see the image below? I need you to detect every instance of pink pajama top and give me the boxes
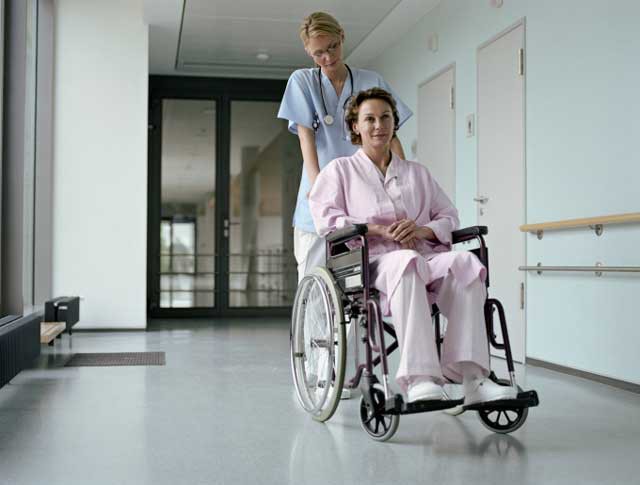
[308,149,486,314]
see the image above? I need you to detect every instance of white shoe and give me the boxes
[464,378,517,405]
[407,380,445,403]
[340,388,352,400]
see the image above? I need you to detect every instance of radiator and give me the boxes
[0,312,42,389]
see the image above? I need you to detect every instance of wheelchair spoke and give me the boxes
[302,285,333,400]
[374,416,382,434]
[381,416,391,432]
[310,338,330,348]
[498,411,507,426]
[363,414,375,426]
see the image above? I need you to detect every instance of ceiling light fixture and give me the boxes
[256,52,270,62]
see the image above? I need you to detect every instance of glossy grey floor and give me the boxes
[1,319,638,485]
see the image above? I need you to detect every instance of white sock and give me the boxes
[461,362,487,392]
[409,376,438,388]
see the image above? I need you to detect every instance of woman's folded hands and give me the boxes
[367,219,436,249]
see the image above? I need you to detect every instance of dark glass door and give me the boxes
[148,77,300,318]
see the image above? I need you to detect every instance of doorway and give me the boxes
[477,21,526,362]
[148,77,301,318]
[417,64,456,201]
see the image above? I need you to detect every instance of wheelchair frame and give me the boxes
[292,224,539,441]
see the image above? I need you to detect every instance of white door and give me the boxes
[417,65,455,201]
[477,23,526,363]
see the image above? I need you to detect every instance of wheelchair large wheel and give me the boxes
[290,267,346,422]
[477,382,528,434]
[359,385,400,442]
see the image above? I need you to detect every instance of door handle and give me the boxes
[473,196,489,204]
[223,218,240,238]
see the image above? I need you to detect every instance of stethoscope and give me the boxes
[316,64,354,127]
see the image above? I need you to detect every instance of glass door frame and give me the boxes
[148,75,291,318]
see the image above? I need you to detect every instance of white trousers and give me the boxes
[389,262,490,392]
[293,228,326,283]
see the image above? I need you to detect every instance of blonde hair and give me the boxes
[299,12,344,45]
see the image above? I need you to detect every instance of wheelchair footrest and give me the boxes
[463,390,539,411]
[384,394,464,415]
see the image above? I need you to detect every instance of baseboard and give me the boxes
[527,358,640,394]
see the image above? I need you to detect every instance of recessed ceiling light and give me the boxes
[256,52,270,62]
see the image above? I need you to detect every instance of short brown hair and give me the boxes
[299,12,344,46]
[344,87,400,145]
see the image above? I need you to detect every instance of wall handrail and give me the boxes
[519,264,640,276]
[520,212,640,238]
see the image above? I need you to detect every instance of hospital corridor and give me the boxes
[1,1,638,484]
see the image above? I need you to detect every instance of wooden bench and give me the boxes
[40,321,66,345]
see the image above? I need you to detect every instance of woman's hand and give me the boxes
[389,219,417,243]
[389,219,436,244]
[367,220,436,246]
[366,223,396,241]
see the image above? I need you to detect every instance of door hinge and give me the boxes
[518,48,524,76]
[520,282,525,310]
[450,86,455,110]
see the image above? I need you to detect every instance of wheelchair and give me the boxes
[290,224,539,441]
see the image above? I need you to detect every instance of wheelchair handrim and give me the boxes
[290,274,336,415]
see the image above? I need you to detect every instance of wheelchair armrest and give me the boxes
[452,226,488,244]
[326,223,368,245]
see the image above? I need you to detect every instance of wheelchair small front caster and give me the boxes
[477,384,528,434]
[478,404,528,434]
[359,385,399,442]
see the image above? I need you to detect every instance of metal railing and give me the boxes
[159,248,297,307]
[519,264,640,276]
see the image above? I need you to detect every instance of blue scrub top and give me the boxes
[277,67,413,233]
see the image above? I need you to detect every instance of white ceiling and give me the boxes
[145,0,441,79]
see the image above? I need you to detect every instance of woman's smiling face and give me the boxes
[353,98,395,149]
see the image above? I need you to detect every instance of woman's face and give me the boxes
[305,34,344,73]
[353,99,395,150]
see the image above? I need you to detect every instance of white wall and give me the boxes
[368,0,640,383]
[53,0,148,329]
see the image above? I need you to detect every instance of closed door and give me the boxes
[477,23,526,362]
[417,65,456,201]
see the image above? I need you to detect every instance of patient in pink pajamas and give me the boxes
[308,87,517,404]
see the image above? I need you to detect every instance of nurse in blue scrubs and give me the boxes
[278,11,413,281]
